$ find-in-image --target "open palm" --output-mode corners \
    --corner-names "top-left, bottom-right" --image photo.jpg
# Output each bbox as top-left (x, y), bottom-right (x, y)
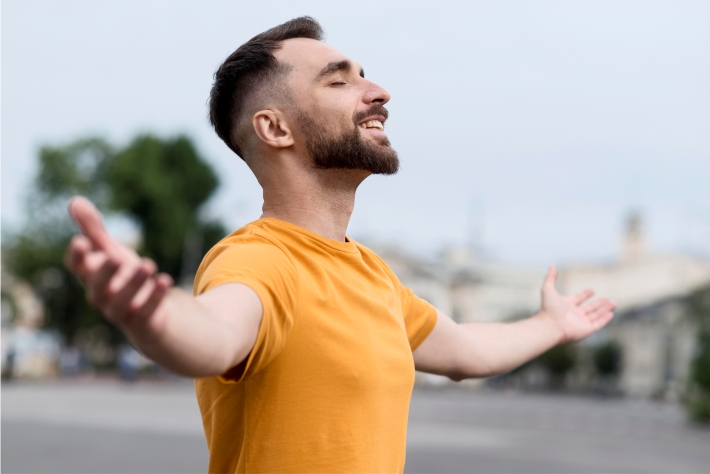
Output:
top-left (540, 265), bottom-right (615, 343)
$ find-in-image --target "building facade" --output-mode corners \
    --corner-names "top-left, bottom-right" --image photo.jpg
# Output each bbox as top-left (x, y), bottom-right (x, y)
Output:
top-left (369, 213), bottom-right (710, 398)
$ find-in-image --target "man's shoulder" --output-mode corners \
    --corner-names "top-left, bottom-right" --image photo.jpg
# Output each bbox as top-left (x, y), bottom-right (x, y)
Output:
top-left (211, 220), bottom-right (289, 252)
top-left (352, 241), bottom-right (399, 278)
top-left (193, 220), bottom-right (298, 294)
top-left (198, 221), bottom-right (295, 274)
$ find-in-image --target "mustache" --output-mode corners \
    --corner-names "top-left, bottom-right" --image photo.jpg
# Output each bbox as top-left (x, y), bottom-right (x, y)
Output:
top-left (353, 105), bottom-right (389, 124)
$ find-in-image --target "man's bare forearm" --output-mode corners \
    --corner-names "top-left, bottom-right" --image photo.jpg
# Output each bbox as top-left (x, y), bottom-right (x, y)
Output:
top-left (121, 285), bottom-right (261, 378)
top-left (454, 313), bottom-right (563, 379)
top-left (414, 266), bottom-right (615, 380)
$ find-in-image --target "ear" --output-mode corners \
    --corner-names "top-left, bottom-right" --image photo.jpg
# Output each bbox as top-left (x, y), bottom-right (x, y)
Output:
top-left (252, 110), bottom-right (294, 149)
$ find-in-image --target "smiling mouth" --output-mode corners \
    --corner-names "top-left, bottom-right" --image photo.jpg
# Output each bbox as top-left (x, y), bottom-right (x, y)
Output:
top-left (358, 120), bottom-right (384, 131)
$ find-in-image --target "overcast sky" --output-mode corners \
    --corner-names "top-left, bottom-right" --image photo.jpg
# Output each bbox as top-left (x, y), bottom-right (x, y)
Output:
top-left (3, 0), bottom-right (709, 265)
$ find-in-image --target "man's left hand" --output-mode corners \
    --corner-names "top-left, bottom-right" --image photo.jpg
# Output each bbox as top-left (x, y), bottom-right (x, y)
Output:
top-left (539, 265), bottom-right (616, 344)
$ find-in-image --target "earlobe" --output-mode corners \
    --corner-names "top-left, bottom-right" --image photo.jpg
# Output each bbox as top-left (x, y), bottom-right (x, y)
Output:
top-left (252, 111), bottom-right (294, 149)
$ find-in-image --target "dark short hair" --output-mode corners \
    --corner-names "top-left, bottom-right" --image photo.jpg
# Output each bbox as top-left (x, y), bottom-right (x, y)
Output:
top-left (208, 16), bottom-right (324, 159)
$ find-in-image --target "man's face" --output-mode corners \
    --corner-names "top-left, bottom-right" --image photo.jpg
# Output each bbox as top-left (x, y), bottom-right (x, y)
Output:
top-left (274, 39), bottom-right (399, 175)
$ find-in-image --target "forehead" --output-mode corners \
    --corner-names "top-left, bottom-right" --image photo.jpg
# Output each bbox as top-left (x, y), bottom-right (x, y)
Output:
top-left (275, 38), bottom-right (357, 82)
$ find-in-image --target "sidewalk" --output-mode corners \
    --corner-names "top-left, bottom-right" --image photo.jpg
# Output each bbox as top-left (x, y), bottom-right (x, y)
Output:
top-left (3, 381), bottom-right (710, 473)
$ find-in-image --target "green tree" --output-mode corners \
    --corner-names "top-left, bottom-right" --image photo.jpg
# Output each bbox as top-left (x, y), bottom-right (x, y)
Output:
top-left (592, 341), bottom-right (622, 378)
top-left (4, 134), bottom-right (226, 355)
top-left (686, 285), bottom-right (710, 423)
top-left (5, 139), bottom-right (115, 346)
top-left (537, 343), bottom-right (578, 389)
top-left (105, 135), bottom-right (223, 279)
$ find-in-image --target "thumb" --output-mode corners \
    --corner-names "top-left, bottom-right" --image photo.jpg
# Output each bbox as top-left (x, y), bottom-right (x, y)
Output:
top-left (543, 264), bottom-right (558, 292)
top-left (68, 196), bottom-right (113, 251)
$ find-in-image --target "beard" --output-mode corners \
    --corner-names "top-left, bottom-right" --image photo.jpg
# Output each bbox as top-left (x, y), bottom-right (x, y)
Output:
top-left (296, 105), bottom-right (399, 175)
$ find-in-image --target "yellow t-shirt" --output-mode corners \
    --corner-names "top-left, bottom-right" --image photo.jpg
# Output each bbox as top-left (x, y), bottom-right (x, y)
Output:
top-left (193, 218), bottom-right (437, 473)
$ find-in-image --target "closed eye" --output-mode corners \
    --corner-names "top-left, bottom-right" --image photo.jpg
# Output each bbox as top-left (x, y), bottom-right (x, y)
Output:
top-left (330, 81), bottom-right (347, 86)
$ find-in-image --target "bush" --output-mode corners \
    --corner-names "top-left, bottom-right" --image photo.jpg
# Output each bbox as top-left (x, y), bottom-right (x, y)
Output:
top-left (685, 286), bottom-right (710, 423)
top-left (593, 341), bottom-right (622, 377)
top-left (538, 344), bottom-right (577, 375)
top-left (537, 344), bottom-right (577, 390)
top-left (688, 391), bottom-right (710, 423)
top-left (692, 334), bottom-right (710, 391)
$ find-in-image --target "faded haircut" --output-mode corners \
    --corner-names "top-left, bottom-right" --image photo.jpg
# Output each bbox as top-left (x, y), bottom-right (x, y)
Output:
top-left (208, 16), bottom-right (324, 159)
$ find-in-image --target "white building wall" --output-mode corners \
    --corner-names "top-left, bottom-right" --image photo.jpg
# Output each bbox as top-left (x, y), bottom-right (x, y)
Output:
top-left (370, 238), bottom-right (710, 398)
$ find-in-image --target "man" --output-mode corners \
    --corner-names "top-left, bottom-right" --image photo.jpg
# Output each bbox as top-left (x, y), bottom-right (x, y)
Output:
top-left (65, 16), bottom-right (615, 473)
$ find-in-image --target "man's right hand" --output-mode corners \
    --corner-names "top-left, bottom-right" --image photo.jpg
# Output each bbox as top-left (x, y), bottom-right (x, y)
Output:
top-left (64, 196), bottom-right (262, 377)
top-left (65, 196), bottom-right (174, 332)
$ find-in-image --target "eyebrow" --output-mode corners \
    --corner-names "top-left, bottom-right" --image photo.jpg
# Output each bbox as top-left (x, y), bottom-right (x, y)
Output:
top-left (316, 59), bottom-right (365, 80)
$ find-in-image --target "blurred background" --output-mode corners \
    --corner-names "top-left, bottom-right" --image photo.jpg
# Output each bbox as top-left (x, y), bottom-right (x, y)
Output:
top-left (2, 1), bottom-right (709, 473)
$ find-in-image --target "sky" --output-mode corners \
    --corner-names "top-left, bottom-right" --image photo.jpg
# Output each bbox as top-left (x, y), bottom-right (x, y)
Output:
top-left (3, 0), bottom-right (709, 266)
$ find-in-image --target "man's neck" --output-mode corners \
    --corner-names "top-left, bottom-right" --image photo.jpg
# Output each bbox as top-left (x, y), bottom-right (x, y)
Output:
top-left (259, 168), bottom-right (367, 242)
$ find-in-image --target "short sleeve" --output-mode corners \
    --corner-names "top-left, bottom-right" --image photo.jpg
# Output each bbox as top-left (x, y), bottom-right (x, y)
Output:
top-left (399, 285), bottom-right (438, 351)
top-left (194, 232), bottom-right (298, 383)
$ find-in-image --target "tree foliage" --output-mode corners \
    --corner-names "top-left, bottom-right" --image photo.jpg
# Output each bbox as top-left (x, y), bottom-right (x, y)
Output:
top-left (686, 285), bottom-right (710, 422)
top-left (6, 139), bottom-right (116, 346)
top-left (34, 138), bottom-right (113, 208)
top-left (538, 344), bottom-right (577, 376)
top-left (592, 341), bottom-right (622, 377)
top-left (536, 343), bottom-right (578, 390)
top-left (4, 134), bottom-right (226, 351)
top-left (105, 135), bottom-right (222, 278)
top-left (692, 333), bottom-right (710, 391)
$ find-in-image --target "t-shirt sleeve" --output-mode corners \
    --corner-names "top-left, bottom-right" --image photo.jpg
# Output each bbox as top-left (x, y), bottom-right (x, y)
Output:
top-left (193, 234), bottom-right (298, 384)
top-left (399, 285), bottom-right (438, 351)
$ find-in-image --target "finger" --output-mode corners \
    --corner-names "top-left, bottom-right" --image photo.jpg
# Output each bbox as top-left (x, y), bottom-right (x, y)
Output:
top-left (571, 289), bottom-right (595, 305)
top-left (589, 301), bottom-right (616, 320)
top-left (83, 250), bottom-right (117, 277)
top-left (65, 235), bottom-right (92, 276)
top-left (70, 244), bottom-right (115, 284)
top-left (592, 311), bottom-right (614, 330)
top-left (86, 257), bottom-right (120, 307)
top-left (131, 273), bottom-right (174, 321)
top-left (68, 196), bottom-right (114, 252)
top-left (106, 260), bottom-right (155, 321)
top-left (124, 259), bottom-right (161, 311)
top-left (582, 298), bottom-right (607, 314)
top-left (543, 265), bottom-right (558, 291)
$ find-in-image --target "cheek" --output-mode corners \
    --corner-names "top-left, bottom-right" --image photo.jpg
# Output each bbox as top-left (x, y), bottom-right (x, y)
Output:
top-left (311, 91), bottom-right (358, 126)
top-left (323, 103), bottom-right (353, 125)
top-left (322, 110), bottom-right (357, 134)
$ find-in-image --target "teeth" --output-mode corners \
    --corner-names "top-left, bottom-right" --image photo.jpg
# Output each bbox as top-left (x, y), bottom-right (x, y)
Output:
top-left (359, 120), bottom-right (384, 131)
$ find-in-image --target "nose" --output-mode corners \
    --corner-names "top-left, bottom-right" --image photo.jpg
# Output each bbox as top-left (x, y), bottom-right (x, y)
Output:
top-left (362, 80), bottom-right (390, 106)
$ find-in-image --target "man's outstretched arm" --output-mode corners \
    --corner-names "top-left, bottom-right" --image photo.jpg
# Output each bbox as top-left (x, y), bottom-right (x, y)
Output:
top-left (413, 266), bottom-right (616, 380)
top-left (65, 196), bottom-right (262, 377)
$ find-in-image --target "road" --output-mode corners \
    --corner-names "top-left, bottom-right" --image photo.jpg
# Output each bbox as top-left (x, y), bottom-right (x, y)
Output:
top-left (3, 380), bottom-right (710, 473)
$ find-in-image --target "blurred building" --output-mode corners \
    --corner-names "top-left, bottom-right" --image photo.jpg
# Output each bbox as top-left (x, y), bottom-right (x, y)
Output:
top-left (1, 271), bottom-right (61, 379)
top-left (374, 244), bottom-right (545, 326)
top-left (371, 212), bottom-right (710, 398)
top-left (559, 212), bottom-right (710, 398)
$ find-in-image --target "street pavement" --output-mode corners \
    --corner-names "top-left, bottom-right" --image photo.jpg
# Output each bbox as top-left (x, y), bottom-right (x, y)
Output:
top-left (3, 379), bottom-right (710, 473)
